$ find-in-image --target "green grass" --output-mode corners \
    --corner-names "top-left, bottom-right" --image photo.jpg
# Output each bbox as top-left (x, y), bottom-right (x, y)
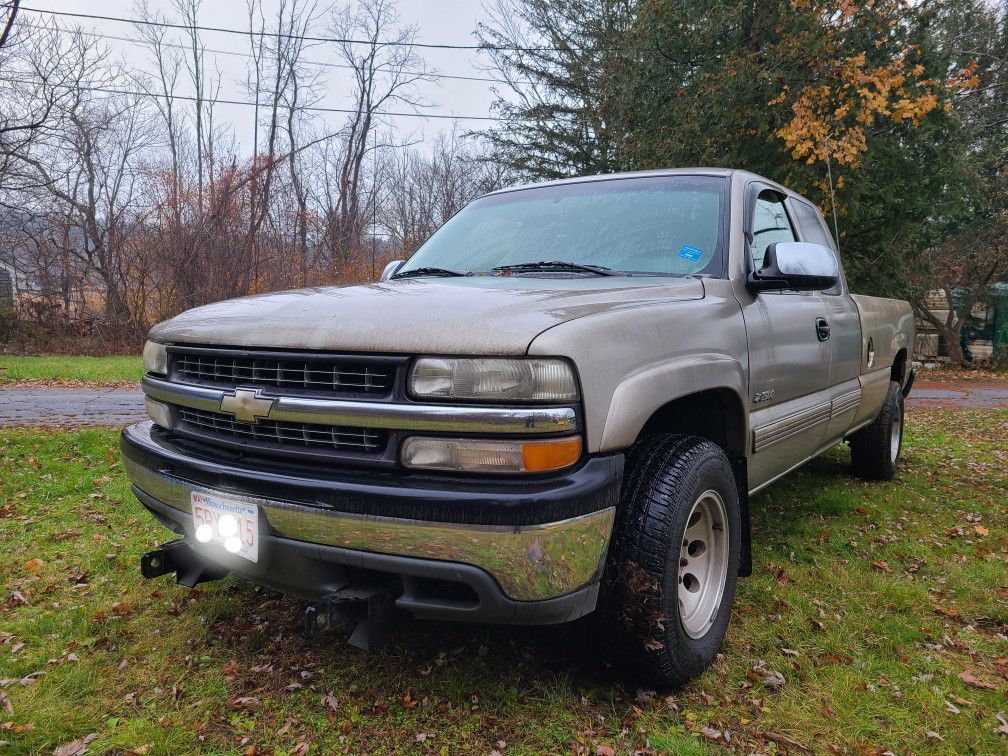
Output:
top-left (1, 411), bottom-right (1006, 753)
top-left (0, 355), bottom-right (142, 384)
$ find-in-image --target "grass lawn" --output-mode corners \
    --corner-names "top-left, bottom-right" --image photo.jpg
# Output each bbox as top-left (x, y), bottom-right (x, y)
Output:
top-left (0, 355), bottom-right (142, 385)
top-left (1, 410), bottom-right (1006, 754)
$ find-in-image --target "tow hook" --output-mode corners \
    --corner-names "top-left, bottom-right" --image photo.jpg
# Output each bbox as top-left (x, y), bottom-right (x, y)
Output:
top-left (140, 539), bottom-right (229, 588)
top-left (304, 588), bottom-right (397, 653)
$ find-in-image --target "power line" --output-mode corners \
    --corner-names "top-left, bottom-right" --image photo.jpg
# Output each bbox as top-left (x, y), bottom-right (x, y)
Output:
top-left (0, 76), bottom-right (503, 122)
top-left (63, 26), bottom-right (509, 85)
top-left (0, 0), bottom-right (19, 48)
top-left (20, 5), bottom-right (550, 53)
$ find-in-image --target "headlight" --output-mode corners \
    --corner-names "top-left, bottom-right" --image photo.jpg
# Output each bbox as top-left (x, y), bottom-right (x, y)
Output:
top-left (401, 436), bottom-right (582, 474)
top-left (142, 340), bottom-right (168, 375)
top-left (409, 358), bottom-right (578, 402)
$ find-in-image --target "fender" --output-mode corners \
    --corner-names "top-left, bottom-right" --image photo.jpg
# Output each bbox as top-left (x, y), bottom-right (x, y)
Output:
top-left (598, 353), bottom-right (749, 453)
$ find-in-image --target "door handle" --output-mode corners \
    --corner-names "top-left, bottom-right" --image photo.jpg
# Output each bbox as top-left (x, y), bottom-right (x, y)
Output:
top-left (816, 317), bottom-right (831, 341)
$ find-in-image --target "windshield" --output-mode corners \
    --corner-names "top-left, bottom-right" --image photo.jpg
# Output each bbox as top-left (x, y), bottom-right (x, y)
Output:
top-left (395, 175), bottom-right (728, 277)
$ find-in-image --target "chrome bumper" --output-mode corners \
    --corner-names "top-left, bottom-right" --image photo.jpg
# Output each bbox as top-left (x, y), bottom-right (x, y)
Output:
top-left (124, 454), bottom-right (615, 601)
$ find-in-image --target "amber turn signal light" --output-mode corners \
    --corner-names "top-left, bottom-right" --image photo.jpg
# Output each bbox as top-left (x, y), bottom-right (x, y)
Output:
top-left (521, 436), bottom-right (582, 472)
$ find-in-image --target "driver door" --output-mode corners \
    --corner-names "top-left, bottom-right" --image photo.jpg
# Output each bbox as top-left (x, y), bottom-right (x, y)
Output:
top-left (740, 187), bottom-right (832, 489)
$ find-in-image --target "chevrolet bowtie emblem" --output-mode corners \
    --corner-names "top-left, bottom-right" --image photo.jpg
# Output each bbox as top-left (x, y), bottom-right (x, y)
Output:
top-left (219, 388), bottom-right (275, 423)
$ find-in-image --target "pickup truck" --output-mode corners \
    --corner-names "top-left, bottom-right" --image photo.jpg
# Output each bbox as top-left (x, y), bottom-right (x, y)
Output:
top-left (122, 168), bottom-right (915, 687)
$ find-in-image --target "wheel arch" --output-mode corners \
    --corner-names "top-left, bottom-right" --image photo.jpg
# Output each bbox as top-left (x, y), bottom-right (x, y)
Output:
top-left (604, 375), bottom-right (753, 578)
top-left (891, 347), bottom-right (909, 387)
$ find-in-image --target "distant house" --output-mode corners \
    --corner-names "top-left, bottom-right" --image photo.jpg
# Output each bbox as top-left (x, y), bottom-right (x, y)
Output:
top-left (0, 261), bottom-right (15, 307)
top-left (916, 283), bottom-right (1008, 363)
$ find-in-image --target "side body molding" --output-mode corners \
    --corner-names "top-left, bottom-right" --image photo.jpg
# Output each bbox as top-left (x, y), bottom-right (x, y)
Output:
top-left (598, 354), bottom-right (749, 453)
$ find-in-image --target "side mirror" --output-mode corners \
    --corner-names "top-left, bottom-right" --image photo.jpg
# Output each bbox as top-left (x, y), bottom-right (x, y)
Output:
top-left (748, 242), bottom-right (839, 292)
top-left (380, 260), bottom-right (405, 282)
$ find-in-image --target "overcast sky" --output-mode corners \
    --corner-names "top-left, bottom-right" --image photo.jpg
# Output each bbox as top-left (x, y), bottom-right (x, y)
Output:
top-left (21, 0), bottom-right (502, 153)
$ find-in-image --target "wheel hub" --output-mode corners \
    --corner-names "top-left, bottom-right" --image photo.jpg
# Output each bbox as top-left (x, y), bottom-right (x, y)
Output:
top-left (678, 489), bottom-right (729, 639)
top-left (890, 408), bottom-right (903, 464)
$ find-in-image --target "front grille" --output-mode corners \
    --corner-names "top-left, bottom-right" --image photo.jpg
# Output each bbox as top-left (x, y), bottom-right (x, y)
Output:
top-left (176, 406), bottom-right (387, 456)
top-left (171, 348), bottom-right (398, 398)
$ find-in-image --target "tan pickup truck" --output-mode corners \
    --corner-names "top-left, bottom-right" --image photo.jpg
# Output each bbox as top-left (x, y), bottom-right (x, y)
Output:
top-left (123, 168), bottom-right (914, 686)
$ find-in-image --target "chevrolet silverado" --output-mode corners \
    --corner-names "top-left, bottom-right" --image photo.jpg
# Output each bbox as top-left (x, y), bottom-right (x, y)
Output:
top-left (122, 168), bottom-right (915, 686)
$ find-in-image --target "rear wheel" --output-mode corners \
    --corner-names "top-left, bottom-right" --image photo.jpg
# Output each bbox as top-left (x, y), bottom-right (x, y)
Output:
top-left (608, 434), bottom-right (741, 688)
top-left (849, 380), bottom-right (904, 481)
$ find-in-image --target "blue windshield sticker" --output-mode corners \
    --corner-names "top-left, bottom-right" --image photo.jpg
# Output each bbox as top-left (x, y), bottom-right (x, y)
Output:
top-left (677, 244), bottom-right (704, 262)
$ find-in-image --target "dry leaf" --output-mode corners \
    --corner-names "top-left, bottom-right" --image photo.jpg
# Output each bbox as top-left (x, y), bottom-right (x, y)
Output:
top-left (23, 559), bottom-right (45, 573)
top-left (53, 733), bottom-right (97, 756)
top-left (958, 671), bottom-right (996, 690)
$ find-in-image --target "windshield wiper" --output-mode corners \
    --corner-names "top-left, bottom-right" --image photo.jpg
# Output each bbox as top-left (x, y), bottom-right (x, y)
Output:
top-left (492, 260), bottom-right (616, 276)
top-left (391, 266), bottom-right (467, 279)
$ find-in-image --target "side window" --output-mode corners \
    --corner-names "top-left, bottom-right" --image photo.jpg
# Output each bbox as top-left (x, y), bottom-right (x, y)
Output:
top-left (790, 200), bottom-right (843, 295)
top-left (750, 192), bottom-right (796, 269)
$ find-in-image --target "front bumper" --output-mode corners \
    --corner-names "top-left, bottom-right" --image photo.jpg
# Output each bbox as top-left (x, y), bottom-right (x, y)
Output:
top-left (121, 422), bottom-right (622, 622)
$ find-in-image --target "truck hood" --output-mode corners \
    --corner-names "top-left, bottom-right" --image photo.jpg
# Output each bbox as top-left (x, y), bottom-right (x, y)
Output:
top-left (149, 276), bottom-right (704, 355)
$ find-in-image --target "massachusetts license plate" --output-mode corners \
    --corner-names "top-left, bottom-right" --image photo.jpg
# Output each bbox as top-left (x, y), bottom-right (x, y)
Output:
top-left (191, 491), bottom-right (260, 563)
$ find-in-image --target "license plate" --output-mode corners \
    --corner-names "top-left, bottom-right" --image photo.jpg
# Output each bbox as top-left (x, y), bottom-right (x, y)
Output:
top-left (191, 491), bottom-right (259, 563)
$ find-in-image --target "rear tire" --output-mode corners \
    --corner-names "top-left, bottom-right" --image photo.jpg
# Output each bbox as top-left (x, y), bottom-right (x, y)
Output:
top-left (607, 434), bottom-right (741, 688)
top-left (849, 380), bottom-right (904, 481)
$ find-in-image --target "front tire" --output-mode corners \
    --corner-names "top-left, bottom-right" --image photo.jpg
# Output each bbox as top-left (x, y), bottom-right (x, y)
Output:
top-left (849, 380), bottom-right (904, 481)
top-left (608, 434), bottom-right (741, 688)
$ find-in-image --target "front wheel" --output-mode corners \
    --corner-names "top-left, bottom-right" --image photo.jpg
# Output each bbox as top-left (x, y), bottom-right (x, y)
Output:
top-left (608, 434), bottom-right (741, 688)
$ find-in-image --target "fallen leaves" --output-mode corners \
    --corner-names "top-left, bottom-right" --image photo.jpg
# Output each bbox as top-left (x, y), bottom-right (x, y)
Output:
top-left (23, 558), bottom-right (45, 573)
top-left (934, 605), bottom-right (962, 619)
top-left (53, 733), bottom-right (97, 756)
top-left (958, 671), bottom-right (996, 690)
top-left (871, 560), bottom-right (892, 573)
top-left (996, 712), bottom-right (1008, 736)
top-left (761, 730), bottom-right (812, 753)
top-left (747, 660), bottom-right (786, 690)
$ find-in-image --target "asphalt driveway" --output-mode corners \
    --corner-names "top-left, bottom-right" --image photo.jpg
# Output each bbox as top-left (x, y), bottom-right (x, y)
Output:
top-left (0, 386), bottom-right (145, 427)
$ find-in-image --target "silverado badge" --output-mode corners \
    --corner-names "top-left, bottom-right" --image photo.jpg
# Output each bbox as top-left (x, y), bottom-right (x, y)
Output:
top-left (219, 388), bottom-right (275, 423)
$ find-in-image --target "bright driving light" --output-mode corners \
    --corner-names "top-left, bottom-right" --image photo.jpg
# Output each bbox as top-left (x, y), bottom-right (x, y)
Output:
top-left (223, 536), bottom-right (242, 553)
top-left (217, 515), bottom-right (238, 538)
top-left (401, 435), bottom-right (582, 474)
top-left (142, 340), bottom-right (168, 375)
top-left (409, 358), bottom-right (578, 402)
top-left (194, 524), bottom-right (213, 543)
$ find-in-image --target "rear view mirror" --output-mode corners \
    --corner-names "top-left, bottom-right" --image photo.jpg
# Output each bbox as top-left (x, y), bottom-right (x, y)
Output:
top-left (380, 260), bottom-right (405, 281)
top-left (748, 242), bottom-right (839, 292)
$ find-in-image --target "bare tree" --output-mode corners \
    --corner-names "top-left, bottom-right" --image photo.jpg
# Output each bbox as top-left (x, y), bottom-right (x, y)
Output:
top-left (381, 130), bottom-right (506, 254)
top-left (323, 0), bottom-right (434, 263)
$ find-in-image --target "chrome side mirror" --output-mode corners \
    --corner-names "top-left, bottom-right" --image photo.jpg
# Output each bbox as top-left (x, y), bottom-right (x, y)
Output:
top-left (748, 242), bottom-right (839, 292)
top-left (380, 260), bottom-right (405, 281)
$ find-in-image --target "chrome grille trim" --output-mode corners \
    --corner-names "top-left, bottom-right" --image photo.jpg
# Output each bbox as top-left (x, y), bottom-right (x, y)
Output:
top-left (142, 375), bottom-right (579, 435)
